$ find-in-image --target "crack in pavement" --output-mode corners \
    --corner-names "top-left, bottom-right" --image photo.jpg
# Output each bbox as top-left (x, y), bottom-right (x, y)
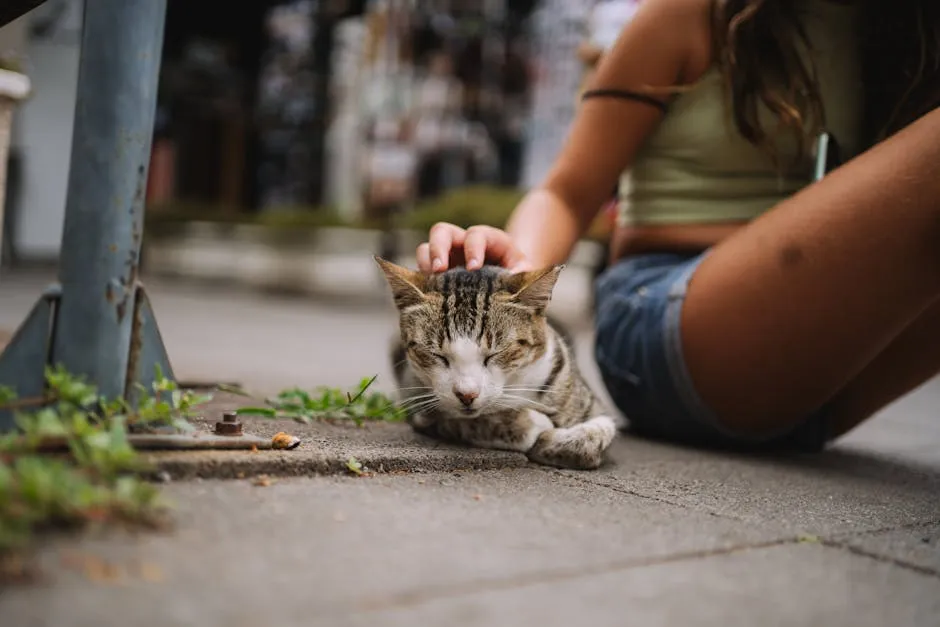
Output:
top-left (827, 518), bottom-right (940, 539)
top-left (817, 519), bottom-right (940, 578)
top-left (350, 538), bottom-right (796, 613)
top-left (819, 539), bottom-right (940, 578)
top-left (350, 529), bottom-right (940, 614)
top-left (556, 471), bottom-right (940, 581)
top-left (556, 472), bottom-right (940, 536)
top-left (553, 470), bottom-right (748, 522)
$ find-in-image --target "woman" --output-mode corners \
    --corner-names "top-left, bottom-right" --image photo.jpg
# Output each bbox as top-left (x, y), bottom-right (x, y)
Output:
top-left (413, 0), bottom-right (940, 451)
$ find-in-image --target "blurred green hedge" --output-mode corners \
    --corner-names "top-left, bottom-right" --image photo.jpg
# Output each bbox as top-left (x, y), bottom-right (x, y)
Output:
top-left (402, 185), bottom-right (524, 231)
top-left (146, 184), bottom-right (614, 243)
top-left (146, 185), bottom-right (523, 232)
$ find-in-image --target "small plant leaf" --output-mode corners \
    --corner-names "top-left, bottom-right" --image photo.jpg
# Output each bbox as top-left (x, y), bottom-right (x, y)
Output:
top-left (345, 457), bottom-right (364, 476)
top-left (236, 375), bottom-right (404, 426)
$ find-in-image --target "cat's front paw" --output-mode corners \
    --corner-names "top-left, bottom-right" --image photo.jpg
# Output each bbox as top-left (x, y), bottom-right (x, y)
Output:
top-left (527, 435), bottom-right (604, 470)
top-left (526, 415), bottom-right (617, 470)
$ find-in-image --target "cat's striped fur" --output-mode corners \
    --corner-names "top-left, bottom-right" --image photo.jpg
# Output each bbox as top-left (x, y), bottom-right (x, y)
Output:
top-left (376, 257), bottom-right (623, 470)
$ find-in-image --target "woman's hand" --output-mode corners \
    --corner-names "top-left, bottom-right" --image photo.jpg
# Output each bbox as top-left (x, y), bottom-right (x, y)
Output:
top-left (416, 222), bottom-right (533, 273)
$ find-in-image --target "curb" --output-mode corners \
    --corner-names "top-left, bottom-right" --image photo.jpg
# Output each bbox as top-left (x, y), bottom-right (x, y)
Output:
top-left (145, 445), bottom-right (534, 481)
top-left (144, 394), bottom-right (537, 481)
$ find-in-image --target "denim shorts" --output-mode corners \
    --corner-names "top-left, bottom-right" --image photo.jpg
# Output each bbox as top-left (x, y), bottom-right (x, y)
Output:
top-left (593, 252), bottom-right (829, 452)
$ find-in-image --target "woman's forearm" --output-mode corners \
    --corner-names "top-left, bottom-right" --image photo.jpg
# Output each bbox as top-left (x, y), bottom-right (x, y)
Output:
top-left (505, 188), bottom-right (590, 269)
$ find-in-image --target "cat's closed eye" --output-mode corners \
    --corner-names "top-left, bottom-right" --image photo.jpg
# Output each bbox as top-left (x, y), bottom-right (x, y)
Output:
top-left (484, 340), bottom-right (529, 367)
top-left (407, 342), bottom-right (449, 367)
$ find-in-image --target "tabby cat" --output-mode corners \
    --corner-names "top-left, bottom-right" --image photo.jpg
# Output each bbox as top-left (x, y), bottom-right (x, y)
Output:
top-left (375, 256), bottom-right (623, 470)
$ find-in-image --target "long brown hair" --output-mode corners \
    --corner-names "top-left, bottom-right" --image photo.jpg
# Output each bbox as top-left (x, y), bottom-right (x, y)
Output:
top-left (712, 0), bottom-right (940, 164)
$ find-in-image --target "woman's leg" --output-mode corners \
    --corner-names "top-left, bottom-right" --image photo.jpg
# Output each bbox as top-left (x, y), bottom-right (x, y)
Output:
top-left (825, 298), bottom-right (940, 438)
top-left (679, 107), bottom-right (940, 434)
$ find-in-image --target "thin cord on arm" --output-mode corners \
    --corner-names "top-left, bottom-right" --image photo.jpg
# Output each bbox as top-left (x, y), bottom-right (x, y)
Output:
top-left (581, 88), bottom-right (669, 113)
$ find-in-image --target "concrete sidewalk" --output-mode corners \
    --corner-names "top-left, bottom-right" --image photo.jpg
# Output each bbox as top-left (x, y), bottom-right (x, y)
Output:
top-left (3, 430), bottom-right (938, 626)
top-left (0, 270), bottom-right (938, 626)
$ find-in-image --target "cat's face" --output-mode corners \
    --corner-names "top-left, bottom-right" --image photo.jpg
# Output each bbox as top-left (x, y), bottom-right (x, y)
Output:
top-left (376, 257), bottom-right (563, 417)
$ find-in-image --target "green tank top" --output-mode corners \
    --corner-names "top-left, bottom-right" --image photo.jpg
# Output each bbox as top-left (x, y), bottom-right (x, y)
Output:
top-left (620, 0), bottom-right (864, 226)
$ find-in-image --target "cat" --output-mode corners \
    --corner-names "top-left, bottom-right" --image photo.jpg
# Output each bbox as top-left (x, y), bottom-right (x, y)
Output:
top-left (375, 256), bottom-right (624, 470)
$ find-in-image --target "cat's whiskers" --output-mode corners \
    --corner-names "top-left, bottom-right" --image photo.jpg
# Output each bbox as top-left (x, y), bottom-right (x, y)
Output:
top-left (402, 399), bottom-right (441, 415)
top-left (398, 390), bottom-right (436, 398)
top-left (397, 393), bottom-right (438, 408)
top-left (503, 384), bottom-right (551, 391)
top-left (498, 393), bottom-right (556, 414)
top-left (501, 386), bottom-right (552, 395)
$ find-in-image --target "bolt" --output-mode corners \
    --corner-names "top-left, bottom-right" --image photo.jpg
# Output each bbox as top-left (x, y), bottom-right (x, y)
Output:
top-left (214, 411), bottom-right (242, 436)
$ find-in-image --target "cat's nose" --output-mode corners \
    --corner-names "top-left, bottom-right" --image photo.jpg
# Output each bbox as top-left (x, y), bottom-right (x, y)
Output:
top-left (454, 388), bottom-right (479, 408)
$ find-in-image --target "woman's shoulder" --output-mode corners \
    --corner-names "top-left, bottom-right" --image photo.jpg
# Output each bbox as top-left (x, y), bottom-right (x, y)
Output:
top-left (629, 0), bottom-right (714, 81)
top-left (637, 0), bottom-right (713, 24)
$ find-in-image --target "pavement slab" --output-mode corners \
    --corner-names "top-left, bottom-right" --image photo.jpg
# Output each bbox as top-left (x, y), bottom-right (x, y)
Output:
top-left (0, 469), bottom-right (788, 626)
top-left (831, 523), bottom-right (940, 576)
top-left (142, 409), bottom-right (940, 544)
top-left (560, 436), bottom-right (940, 536)
top-left (352, 543), bottom-right (940, 627)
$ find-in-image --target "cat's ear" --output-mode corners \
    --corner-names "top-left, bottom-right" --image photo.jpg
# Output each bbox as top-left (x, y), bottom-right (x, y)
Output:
top-left (507, 265), bottom-right (564, 312)
top-left (374, 256), bottom-right (428, 310)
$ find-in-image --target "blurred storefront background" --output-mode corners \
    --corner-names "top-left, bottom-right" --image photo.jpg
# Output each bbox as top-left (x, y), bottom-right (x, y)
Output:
top-left (154, 0), bottom-right (587, 223)
top-left (1, 0), bottom-right (624, 271)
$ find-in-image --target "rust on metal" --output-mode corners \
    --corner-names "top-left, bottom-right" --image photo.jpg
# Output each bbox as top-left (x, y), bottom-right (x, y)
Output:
top-left (4, 431), bottom-right (275, 452)
top-left (122, 283), bottom-right (144, 398)
top-left (214, 411), bottom-right (243, 436)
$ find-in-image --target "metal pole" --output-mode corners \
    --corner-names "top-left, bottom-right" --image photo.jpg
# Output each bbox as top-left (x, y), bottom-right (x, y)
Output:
top-left (52, 0), bottom-right (167, 400)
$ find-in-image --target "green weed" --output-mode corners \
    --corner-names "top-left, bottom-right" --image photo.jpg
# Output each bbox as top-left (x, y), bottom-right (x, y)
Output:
top-left (0, 365), bottom-right (210, 554)
top-left (233, 375), bottom-right (405, 426)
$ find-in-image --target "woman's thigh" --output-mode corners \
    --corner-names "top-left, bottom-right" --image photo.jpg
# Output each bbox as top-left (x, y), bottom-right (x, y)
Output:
top-left (680, 108), bottom-right (940, 433)
top-left (594, 253), bottom-right (827, 450)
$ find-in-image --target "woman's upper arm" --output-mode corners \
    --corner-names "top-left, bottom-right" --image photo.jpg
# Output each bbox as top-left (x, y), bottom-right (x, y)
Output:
top-left (542, 0), bottom-right (711, 222)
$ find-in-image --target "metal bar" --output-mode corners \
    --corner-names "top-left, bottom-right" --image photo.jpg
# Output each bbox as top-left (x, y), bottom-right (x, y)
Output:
top-left (124, 282), bottom-right (175, 407)
top-left (0, 286), bottom-right (58, 430)
top-left (52, 0), bottom-right (168, 400)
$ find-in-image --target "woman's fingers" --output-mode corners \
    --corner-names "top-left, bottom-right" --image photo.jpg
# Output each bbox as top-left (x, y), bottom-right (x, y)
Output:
top-left (416, 243), bottom-right (433, 273)
top-left (463, 225), bottom-right (528, 271)
top-left (427, 222), bottom-right (466, 272)
top-left (462, 226), bottom-right (494, 270)
top-left (500, 242), bottom-right (532, 273)
top-left (419, 222), bottom-right (530, 273)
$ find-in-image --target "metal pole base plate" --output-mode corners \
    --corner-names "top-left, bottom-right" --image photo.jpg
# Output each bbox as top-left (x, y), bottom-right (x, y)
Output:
top-left (0, 281), bottom-right (174, 431)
